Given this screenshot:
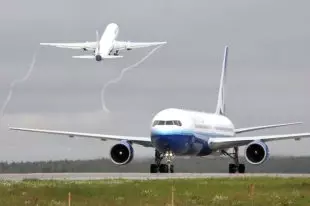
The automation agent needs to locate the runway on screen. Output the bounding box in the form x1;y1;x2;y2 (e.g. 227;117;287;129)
0;173;310;181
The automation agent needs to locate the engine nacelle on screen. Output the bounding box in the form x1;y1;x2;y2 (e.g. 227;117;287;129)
125;41;132;50
110;141;134;165
244;140;269;165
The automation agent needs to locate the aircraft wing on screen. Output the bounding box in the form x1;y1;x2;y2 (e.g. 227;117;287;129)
9;127;153;147
235;122;303;134
209;133;310;150
40;42;97;51
113;41;167;51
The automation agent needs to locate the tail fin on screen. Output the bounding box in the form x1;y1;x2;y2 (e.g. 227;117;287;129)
215;46;228;115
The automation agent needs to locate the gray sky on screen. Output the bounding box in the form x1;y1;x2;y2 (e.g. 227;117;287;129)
0;0;309;162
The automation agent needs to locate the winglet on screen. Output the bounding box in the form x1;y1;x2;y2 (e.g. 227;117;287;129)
215;46;228;115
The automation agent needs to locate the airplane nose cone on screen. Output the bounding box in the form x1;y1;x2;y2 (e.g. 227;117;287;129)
151;127;193;154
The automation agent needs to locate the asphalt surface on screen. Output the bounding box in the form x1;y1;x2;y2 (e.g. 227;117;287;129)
0;173;310;181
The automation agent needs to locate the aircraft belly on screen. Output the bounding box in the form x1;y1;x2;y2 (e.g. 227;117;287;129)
99;38;114;56
151;133;208;156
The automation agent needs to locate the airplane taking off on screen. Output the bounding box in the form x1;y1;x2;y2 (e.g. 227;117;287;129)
9;46;310;173
40;23;167;61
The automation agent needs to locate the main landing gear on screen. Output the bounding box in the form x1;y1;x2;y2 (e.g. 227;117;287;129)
113;50;120;56
150;150;175;173
222;147;245;173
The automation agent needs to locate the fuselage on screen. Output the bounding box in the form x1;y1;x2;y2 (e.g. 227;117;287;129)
150;108;235;156
97;23;119;57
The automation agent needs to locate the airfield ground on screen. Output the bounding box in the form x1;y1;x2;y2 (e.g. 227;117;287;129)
1;177;310;205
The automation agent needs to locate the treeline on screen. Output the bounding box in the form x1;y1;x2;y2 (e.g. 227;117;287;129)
0;156;310;173
0;159;127;173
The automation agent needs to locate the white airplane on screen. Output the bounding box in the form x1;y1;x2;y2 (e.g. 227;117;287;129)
9;46;310;173
40;23;167;61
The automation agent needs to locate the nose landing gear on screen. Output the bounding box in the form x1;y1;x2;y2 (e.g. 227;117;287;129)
150;150;175;173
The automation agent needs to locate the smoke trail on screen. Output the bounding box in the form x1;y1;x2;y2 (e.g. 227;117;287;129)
101;44;164;113
0;49;39;124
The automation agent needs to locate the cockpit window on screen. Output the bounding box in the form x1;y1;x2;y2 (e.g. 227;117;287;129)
158;121;165;125
175;120;182;126
152;120;182;126
152;120;159;126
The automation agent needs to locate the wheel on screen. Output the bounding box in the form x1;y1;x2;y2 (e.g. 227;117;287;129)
169;165;174;173
150;164;158;173
238;164;245;173
229;164;237;173
159;164;169;173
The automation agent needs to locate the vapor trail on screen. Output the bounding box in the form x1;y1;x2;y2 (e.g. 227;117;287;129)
101;45;164;113
0;49;39;125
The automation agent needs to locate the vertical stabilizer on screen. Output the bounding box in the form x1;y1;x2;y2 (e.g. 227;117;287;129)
215;46;228;115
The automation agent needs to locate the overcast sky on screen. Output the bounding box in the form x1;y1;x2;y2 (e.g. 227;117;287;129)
0;0;309;162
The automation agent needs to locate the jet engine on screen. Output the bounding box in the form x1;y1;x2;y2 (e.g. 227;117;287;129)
110;141;134;165
95;55;102;61
125;42;132;50
244;140;269;165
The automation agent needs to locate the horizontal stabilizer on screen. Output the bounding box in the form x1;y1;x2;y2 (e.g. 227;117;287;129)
72;55;95;59
72;55;123;59
103;55;123;59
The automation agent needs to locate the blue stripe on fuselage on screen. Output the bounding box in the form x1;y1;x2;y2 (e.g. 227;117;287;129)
150;129;231;156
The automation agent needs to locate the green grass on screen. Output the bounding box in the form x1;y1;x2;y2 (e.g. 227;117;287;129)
0;177;310;205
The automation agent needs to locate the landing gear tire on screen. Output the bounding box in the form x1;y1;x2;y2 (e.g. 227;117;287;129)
223;147;246;174
150;164;158;173
169;165;174;173
159;164;169;173
228;163;245;173
114;50;120;56
238;164;245;173
150;150;163;173
151;150;175;173
229;164;237;173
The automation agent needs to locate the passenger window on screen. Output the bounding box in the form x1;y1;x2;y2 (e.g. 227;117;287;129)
166;121;173;125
